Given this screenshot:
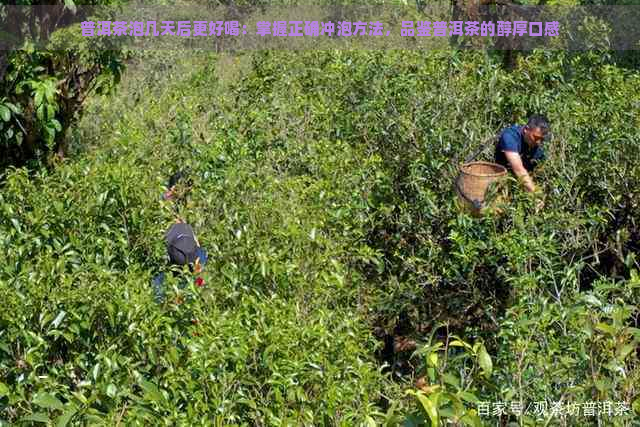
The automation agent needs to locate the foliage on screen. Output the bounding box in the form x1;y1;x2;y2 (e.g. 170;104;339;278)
217;48;640;425
0;0;127;170
405;331;489;427
0;51;395;425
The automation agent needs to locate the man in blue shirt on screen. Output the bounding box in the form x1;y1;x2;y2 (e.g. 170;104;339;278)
495;115;550;193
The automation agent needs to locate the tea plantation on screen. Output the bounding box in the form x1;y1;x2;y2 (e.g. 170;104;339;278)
1;28;640;427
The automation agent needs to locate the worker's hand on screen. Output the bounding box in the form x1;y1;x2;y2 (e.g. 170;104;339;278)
193;257;202;274
162;185;176;201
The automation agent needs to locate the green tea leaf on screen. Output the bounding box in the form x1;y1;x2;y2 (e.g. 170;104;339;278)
460;409;483;427
92;363;100;382
0;105;10;122
414;392;439;427
439;392;464;415
427;351;438;368
55;406;78;427
33;392;64;411
0;383;9;397
449;340;472;350
583;294;601;307
364;415;376;427
140;379;165;404
595;322;616;335
51;311;66;329
21;412;50;423
477;343;493;379
617;343;636;361
106;384;117;398
458;391;479;403
34;90;43;107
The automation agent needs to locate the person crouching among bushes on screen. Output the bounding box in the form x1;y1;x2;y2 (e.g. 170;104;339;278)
494;114;549;193
151;219;208;303
494;114;549;211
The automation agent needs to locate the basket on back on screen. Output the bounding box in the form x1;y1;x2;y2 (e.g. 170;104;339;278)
455;161;507;216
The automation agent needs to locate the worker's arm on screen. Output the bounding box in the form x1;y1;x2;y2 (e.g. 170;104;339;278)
503;151;536;192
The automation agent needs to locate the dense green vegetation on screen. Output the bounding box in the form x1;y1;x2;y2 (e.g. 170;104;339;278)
0;0;127;168
2;2;640;426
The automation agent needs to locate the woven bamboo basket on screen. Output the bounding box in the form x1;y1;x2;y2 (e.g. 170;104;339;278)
455;161;507;215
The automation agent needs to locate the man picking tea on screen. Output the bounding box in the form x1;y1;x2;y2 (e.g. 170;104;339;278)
494;114;550;194
151;219;208;303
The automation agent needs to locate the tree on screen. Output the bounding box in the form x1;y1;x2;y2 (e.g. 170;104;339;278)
0;1;127;169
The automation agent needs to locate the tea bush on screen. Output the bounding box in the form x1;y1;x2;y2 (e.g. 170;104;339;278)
0;1;128;169
204;48;640;425
0;51;395;425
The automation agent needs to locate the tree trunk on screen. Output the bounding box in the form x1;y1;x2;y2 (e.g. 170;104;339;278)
451;0;522;70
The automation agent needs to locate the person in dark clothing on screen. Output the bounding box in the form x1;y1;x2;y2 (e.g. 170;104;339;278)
495;115;550;194
151;220;208;303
